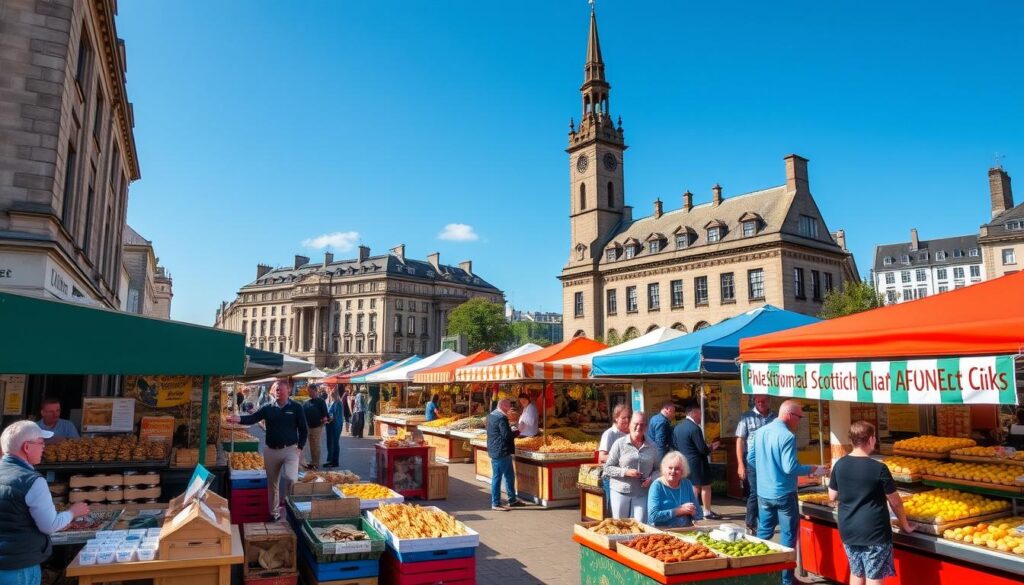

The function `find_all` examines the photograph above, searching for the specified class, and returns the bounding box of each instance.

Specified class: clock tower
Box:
[566,7,626,267]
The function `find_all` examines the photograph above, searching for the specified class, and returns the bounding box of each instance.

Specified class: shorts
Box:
[843,543,896,580]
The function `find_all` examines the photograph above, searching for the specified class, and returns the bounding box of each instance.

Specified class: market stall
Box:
[412,350,496,463]
[358,356,423,436]
[739,272,1024,583]
[323,360,396,436]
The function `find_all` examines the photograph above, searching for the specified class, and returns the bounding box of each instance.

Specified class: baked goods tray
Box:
[51,510,122,545]
[516,449,596,462]
[448,429,485,440]
[36,456,170,472]
[902,510,1011,536]
[365,506,479,553]
[892,449,949,460]
[950,453,1024,468]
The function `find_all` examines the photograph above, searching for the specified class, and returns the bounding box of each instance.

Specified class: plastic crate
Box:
[299,558,378,585]
[223,440,260,452]
[381,551,475,585]
[243,575,297,585]
[232,488,269,505]
[300,518,385,562]
[387,545,476,564]
[298,543,380,581]
[232,476,269,490]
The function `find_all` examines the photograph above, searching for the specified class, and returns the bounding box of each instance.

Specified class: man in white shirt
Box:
[515,392,539,437]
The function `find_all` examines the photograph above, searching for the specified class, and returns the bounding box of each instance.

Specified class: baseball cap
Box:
[27,423,54,440]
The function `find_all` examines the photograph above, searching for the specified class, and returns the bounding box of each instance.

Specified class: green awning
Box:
[0,291,244,375]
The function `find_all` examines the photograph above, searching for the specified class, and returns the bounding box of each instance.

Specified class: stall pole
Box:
[198,375,210,466]
[817,401,825,471]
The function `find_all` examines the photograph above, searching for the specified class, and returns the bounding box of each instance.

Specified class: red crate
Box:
[232,487,269,505]
[382,552,475,585]
[243,574,297,585]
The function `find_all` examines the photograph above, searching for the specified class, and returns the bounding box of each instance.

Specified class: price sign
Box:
[330,540,371,554]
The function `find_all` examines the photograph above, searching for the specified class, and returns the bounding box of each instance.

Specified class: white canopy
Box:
[464,343,543,368]
[293,367,328,379]
[550,327,686,367]
[365,349,465,383]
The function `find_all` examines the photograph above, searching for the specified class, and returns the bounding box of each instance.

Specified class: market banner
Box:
[741,355,1018,405]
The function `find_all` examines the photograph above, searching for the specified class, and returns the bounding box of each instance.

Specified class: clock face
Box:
[603,153,618,171]
[576,155,589,173]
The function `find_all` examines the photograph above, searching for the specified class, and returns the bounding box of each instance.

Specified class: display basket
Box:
[365,506,479,553]
[614,533,729,576]
[331,484,404,509]
[300,517,386,562]
[572,520,661,551]
[286,495,360,520]
[669,526,796,569]
[902,509,1012,536]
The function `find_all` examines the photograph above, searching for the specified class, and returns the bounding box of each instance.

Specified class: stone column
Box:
[291,308,299,352]
[312,307,321,352]
[829,400,852,465]
[298,308,307,352]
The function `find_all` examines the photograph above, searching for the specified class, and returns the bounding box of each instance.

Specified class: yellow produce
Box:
[419,417,461,429]
[373,504,468,538]
[943,517,1024,556]
[229,452,264,470]
[552,428,600,443]
[927,461,1024,487]
[515,435,597,453]
[902,489,1009,524]
[952,446,1001,457]
[337,483,394,499]
[894,436,975,453]
[798,493,833,507]
[881,456,931,476]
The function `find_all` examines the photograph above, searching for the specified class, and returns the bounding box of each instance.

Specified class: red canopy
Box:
[455,336,607,382]
[411,350,497,384]
[740,271,1024,362]
[323,362,387,385]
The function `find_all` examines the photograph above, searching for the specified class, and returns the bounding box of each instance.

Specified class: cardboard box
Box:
[243,522,297,578]
[290,481,335,496]
[572,520,662,551]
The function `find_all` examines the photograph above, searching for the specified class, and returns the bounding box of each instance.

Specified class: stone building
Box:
[871,230,984,304]
[979,166,1023,280]
[122,225,173,318]
[214,245,504,369]
[0,0,139,309]
[559,10,858,340]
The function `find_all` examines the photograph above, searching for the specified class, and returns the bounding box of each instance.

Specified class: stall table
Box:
[374,443,429,499]
[574,534,794,584]
[66,525,243,585]
[799,502,1024,584]
[420,427,473,463]
[374,414,426,437]
[470,440,596,508]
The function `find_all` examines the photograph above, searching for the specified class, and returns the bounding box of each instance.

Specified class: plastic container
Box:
[146,528,162,537]
[128,529,148,537]
[86,538,101,548]
[136,548,156,561]
[79,550,97,565]
[142,537,159,547]
[97,551,115,564]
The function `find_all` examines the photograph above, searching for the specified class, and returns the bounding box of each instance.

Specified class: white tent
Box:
[550,327,686,367]
[365,349,466,383]
[463,343,543,368]
[293,367,328,379]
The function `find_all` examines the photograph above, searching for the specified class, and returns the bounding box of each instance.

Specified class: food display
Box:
[894,436,976,454]
[694,533,773,557]
[943,516,1024,555]
[551,428,600,443]
[926,461,1024,487]
[386,408,425,416]
[448,417,485,431]
[42,437,168,464]
[372,504,469,538]
[312,523,369,542]
[798,492,834,507]
[335,483,394,500]
[882,456,932,478]
[59,512,116,532]
[902,489,1010,524]
[230,452,265,470]
[515,435,598,453]
[951,446,1024,463]
[419,417,461,429]
[589,519,646,535]
[299,470,359,484]
[619,534,718,562]
[221,428,255,441]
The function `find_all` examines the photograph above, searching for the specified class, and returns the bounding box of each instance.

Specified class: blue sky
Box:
[116,1,1024,325]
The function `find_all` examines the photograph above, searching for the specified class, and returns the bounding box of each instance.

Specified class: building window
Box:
[721,273,736,303]
[250,321,257,336]
[886,290,897,303]
[574,292,584,317]
[670,280,683,308]
[261,307,267,316]
[369,339,376,353]
[394,339,401,352]
[970,265,981,278]
[918,252,928,261]
[748,269,765,300]
[647,283,660,311]
[394,314,402,334]
[739,221,756,237]
[917,286,928,299]
[625,244,637,259]
[938,285,948,293]
[270,320,277,336]
[675,234,688,249]
[799,215,819,238]
[358,299,364,309]
[579,183,587,210]
[607,181,615,207]
[707,227,721,243]
[694,277,709,306]
[900,255,910,264]
[915,269,927,282]
[421,317,428,335]
[61,142,77,227]
[626,286,638,313]
[902,287,913,301]
[369,313,377,331]
[649,240,661,253]
[810,270,821,301]
[260,320,266,336]
[240,319,247,334]
[969,248,979,257]
[1003,249,1017,265]
[953,267,965,279]
[576,246,585,261]
[953,249,964,258]
[884,273,895,285]
[936,250,947,260]
[356,339,363,353]
[823,272,834,294]
[75,30,92,88]
[901,271,911,284]
[936,268,947,280]
[883,256,893,266]
[370,298,377,309]
[793,268,806,299]
[396,299,403,310]
[1006,220,1024,231]
[606,248,617,262]
[606,289,617,315]
[270,307,276,316]
[344,314,352,332]
[92,89,105,140]
[357,314,364,333]
[408,316,416,335]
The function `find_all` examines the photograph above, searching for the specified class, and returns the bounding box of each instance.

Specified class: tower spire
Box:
[585,5,605,84]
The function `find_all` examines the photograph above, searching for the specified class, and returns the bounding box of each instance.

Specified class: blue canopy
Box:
[350,356,420,384]
[592,305,819,377]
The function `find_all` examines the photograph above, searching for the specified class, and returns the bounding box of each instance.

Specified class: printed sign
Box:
[1,375,26,415]
[139,416,176,444]
[82,398,135,432]
[741,355,1017,405]
[550,466,581,501]
[125,376,194,408]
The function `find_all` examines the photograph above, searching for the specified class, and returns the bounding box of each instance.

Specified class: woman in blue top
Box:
[647,451,704,528]
[424,394,440,422]
[324,388,344,468]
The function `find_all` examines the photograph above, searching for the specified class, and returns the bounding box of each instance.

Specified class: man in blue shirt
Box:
[735,395,775,533]
[36,398,79,444]
[748,400,824,585]
[486,399,525,511]
[645,400,676,459]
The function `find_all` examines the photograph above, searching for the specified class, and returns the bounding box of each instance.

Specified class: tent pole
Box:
[199,375,210,467]
[817,400,825,474]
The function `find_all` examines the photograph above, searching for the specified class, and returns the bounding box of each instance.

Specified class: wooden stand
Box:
[374,444,429,499]
[471,443,595,508]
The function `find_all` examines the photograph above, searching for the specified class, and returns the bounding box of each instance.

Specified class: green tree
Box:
[604,330,622,346]
[446,298,514,352]
[509,321,554,348]
[819,280,885,319]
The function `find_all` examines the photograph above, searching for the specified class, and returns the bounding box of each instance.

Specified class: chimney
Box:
[358,245,370,263]
[989,166,1014,218]
[293,255,309,269]
[784,154,810,192]
[622,205,633,223]
[256,264,272,279]
[834,229,847,251]
[459,260,473,275]
[654,198,663,218]
[909,228,919,252]
[683,190,693,212]
[712,184,723,206]
[427,252,440,271]
[390,244,406,263]
[323,252,334,268]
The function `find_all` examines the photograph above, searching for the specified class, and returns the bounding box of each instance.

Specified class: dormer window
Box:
[969,248,979,257]
[707,227,721,243]
[625,244,637,259]
[742,221,757,237]
[1007,220,1024,231]
[649,240,661,253]
[936,250,947,260]
[883,256,893,266]
[675,234,688,249]
[917,252,928,261]
[900,255,910,264]
[606,248,617,262]
[799,215,819,238]
[953,249,964,258]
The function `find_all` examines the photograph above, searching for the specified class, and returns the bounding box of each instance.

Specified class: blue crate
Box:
[386,544,476,564]
[231,476,268,490]
[298,541,380,581]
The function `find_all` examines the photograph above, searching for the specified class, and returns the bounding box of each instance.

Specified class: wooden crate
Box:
[427,463,448,500]
[243,522,297,578]
[615,534,728,575]
[125,486,161,500]
[287,495,360,520]
[669,527,796,569]
[69,473,123,489]
[572,521,661,551]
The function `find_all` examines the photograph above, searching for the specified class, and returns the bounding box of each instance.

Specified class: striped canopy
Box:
[412,350,497,384]
[454,337,606,382]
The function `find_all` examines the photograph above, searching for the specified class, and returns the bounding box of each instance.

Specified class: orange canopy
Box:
[411,350,496,384]
[455,336,608,382]
[740,271,1024,362]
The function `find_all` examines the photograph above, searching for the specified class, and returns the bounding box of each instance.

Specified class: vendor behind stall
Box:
[35,397,79,444]
[1007,408,1024,450]
[516,392,539,437]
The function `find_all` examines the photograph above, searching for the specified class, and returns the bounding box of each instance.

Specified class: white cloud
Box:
[438,223,479,242]
[301,231,360,250]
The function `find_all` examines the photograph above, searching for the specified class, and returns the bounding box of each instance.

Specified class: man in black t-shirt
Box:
[828,420,914,585]
[302,384,329,470]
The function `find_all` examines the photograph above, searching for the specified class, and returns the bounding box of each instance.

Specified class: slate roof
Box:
[872,234,980,272]
[981,201,1024,240]
[123,225,150,246]
[243,254,501,292]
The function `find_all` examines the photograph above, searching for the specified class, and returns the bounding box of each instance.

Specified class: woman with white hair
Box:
[0,421,90,584]
[647,450,704,528]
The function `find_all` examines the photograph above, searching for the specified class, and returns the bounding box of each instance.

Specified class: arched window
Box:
[579,183,587,210]
[670,323,687,333]
[607,182,615,207]
[573,330,586,338]
[694,321,711,331]
[646,324,659,333]
[623,327,640,341]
